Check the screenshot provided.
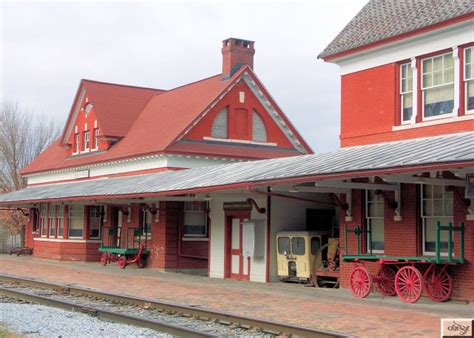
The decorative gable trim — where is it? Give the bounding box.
[61,88,86,146]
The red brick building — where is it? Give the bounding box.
[14,38,311,270]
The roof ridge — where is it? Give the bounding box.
[82,79,166,92]
[163,73,223,93]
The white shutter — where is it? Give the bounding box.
[252,111,267,142]
[211,108,228,138]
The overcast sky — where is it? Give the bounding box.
[0,0,366,152]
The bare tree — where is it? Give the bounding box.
[0,100,61,246]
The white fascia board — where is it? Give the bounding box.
[336,20,474,75]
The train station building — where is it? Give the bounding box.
[1,1,474,302]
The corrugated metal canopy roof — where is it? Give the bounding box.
[1,132,473,205]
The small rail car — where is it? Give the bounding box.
[344,222,465,303]
[276,231,330,283]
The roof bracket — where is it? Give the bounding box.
[375,183,402,221]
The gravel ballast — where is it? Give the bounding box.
[0,302,169,337]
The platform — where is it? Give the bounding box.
[0,254,472,337]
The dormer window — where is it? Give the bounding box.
[252,111,267,142]
[74,133,80,154]
[83,131,90,151]
[465,47,474,113]
[422,52,454,120]
[93,129,99,149]
[211,108,228,139]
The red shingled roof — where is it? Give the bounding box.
[23,67,274,175]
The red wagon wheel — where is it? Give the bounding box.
[424,265,452,302]
[376,265,396,296]
[349,266,372,298]
[395,266,423,303]
[118,256,127,269]
[100,252,108,266]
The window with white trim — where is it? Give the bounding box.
[422,53,454,119]
[141,209,152,236]
[74,133,80,153]
[400,63,413,123]
[183,202,208,238]
[57,205,64,238]
[465,47,474,113]
[211,108,228,139]
[366,190,384,253]
[48,205,56,237]
[83,131,90,151]
[421,185,453,255]
[68,205,84,238]
[93,128,99,149]
[88,206,101,239]
[252,111,267,142]
[40,204,48,237]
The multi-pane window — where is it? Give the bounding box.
[366,190,384,253]
[211,108,228,139]
[421,185,453,255]
[83,131,90,150]
[422,53,454,118]
[57,205,64,238]
[68,205,84,238]
[183,202,208,237]
[40,204,48,237]
[48,205,56,237]
[89,206,101,239]
[252,111,267,142]
[141,209,152,236]
[74,133,80,153]
[94,129,100,149]
[400,63,413,123]
[465,47,474,113]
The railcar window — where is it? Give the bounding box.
[278,237,290,254]
[311,237,321,255]
[292,237,305,255]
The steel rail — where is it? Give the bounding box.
[0,286,210,337]
[0,274,346,337]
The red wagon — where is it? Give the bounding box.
[344,222,465,303]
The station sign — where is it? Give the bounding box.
[75,169,90,179]
[466,174,474,198]
[223,201,252,212]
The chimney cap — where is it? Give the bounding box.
[222,37,255,43]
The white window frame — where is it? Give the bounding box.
[183,202,208,238]
[57,205,64,238]
[465,47,474,115]
[420,184,453,256]
[40,204,48,237]
[421,52,455,121]
[83,131,90,151]
[93,128,100,150]
[88,206,101,239]
[68,205,84,239]
[366,190,384,254]
[74,133,80,154]
[141,209,152,237]
[48,205,57,238]
[400,62,414,124]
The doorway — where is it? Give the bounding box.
[225,213,250,280]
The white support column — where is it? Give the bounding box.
[453,46,460,116]
[410,57,418,124]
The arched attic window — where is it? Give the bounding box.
[211,108,228,138]
[252,110,267,142]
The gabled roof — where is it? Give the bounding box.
[60,80,164,144]
[22,66,310,175]
[4,132,474,205]
[319,0,474,60]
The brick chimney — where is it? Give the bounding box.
[221,38,255,79]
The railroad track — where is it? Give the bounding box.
[0,274,346,337]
